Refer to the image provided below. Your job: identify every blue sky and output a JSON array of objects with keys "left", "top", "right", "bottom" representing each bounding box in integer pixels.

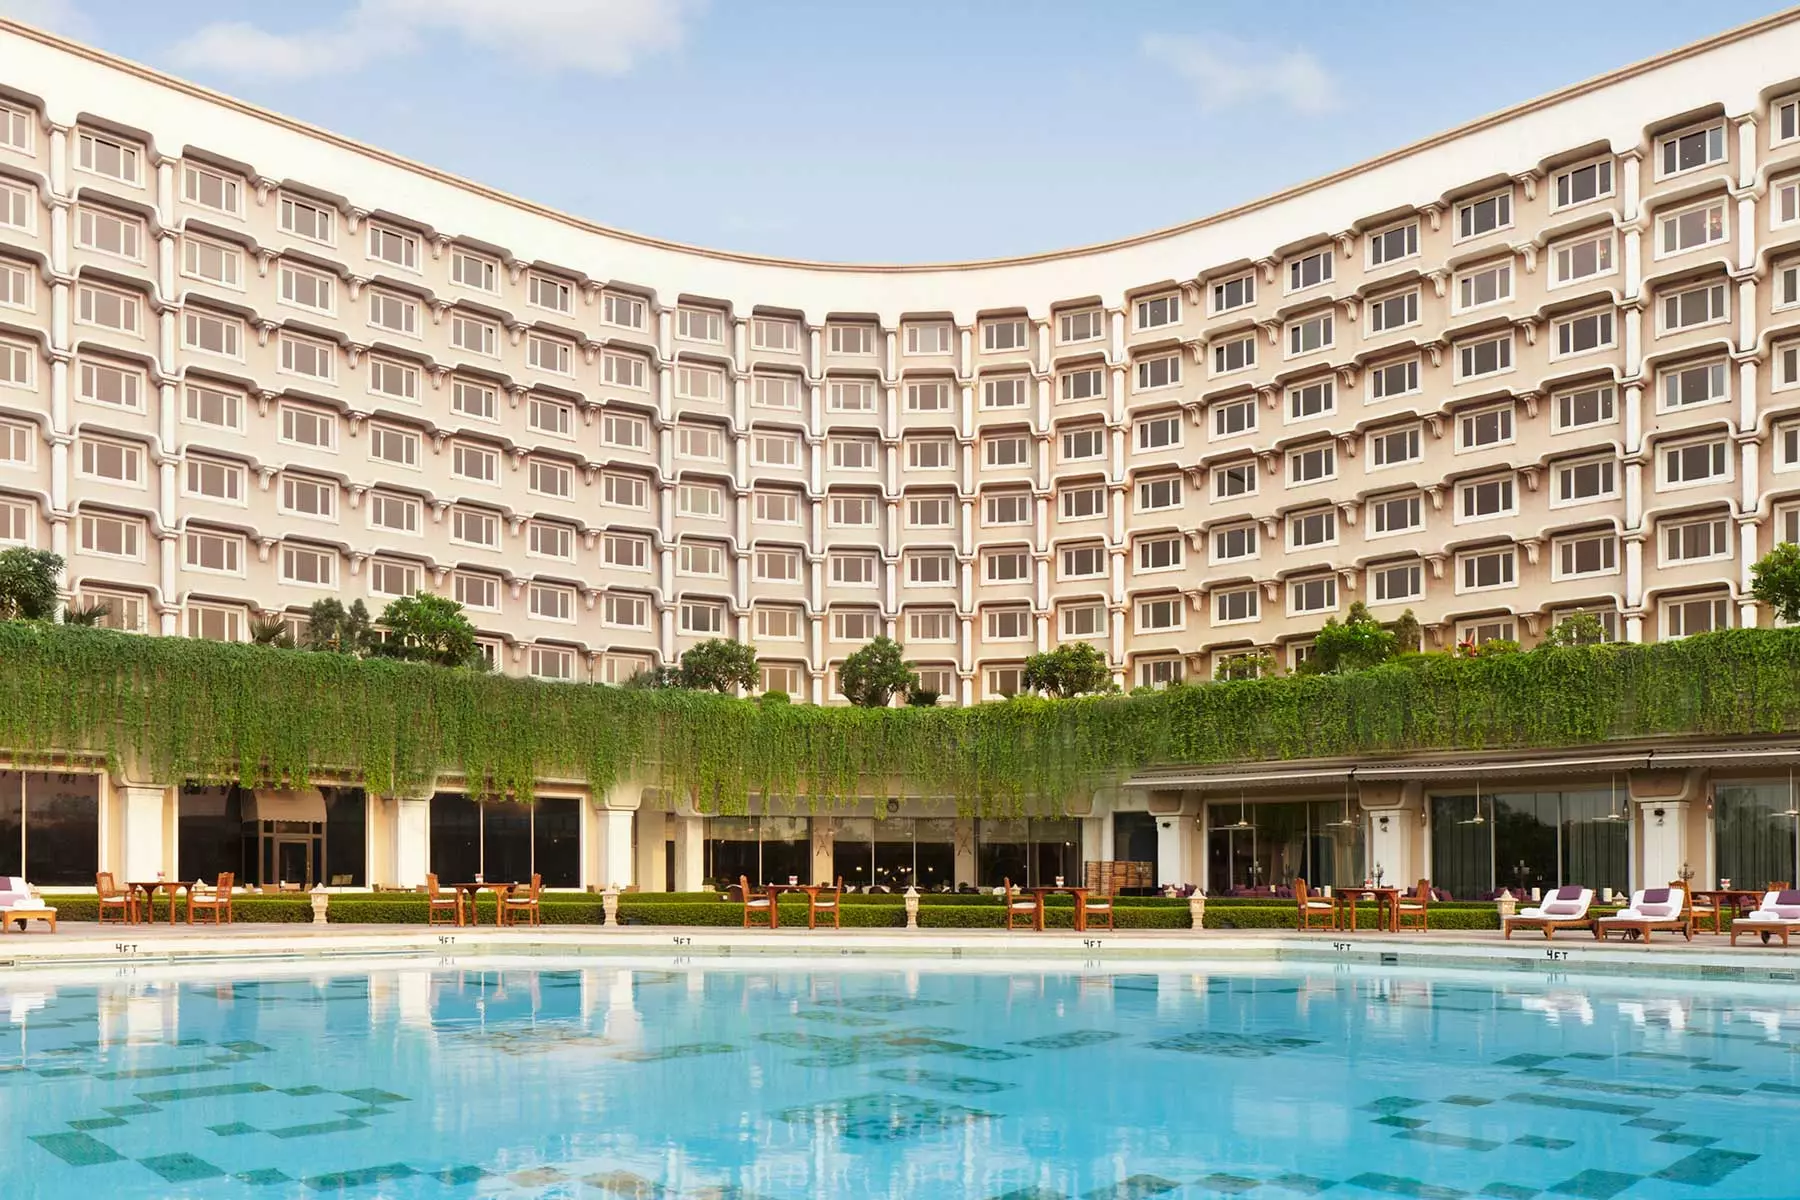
[{"left": 3, "top": 0, "right": 1791, "bottom": 262}]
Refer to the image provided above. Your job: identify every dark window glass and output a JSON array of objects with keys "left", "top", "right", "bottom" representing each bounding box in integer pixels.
[
  {"left": 429, "top": 792, "right": 480, "bottom": 883},
  {"left": 178, "top": 785, "right": 244, "bottom": 886},
  {"left": 0, "top": 772, "right": 20, "bottom": 878},
  {"left": 1716, "top": 781, "right": 1800, "bottom": 890},
  {"left": 532, "top": 797, "right": 580, "bottom": 888},
  {"left": 323, "top": 787, "right": 366, "bottom": 887},
  {"left": 483, "top": 803, "right": 532, "bottom": 885}
]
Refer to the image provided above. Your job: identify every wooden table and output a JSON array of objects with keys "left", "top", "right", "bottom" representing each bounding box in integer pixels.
[
  {"left": 0, "top": 907, "right": 56, "bottom": 933},
  {"left": 765, "top": 884, "right": 819, "bottom": 930},
  {"left": 126, "top": 880, "right": 194, "bottom": 926},
  {"left": 1029, "top": 886, "right": 1091, "bottom": 932},
  {"left": 1334, "top": 886, "right": 1401, "bottom": 932},
  {"left": 1689, "top": 889, "right": 1766, "bottom": 934},
  {"left": 449, "top": 882, "right": 514, "bottom": 927}
]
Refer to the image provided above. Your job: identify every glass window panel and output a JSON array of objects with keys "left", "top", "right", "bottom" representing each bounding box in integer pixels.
[
  {"left": 322, "top": 787, "right": 366, "bottom": 887},
  {"left": 532, "top": 797, "right": 580, "bottom": 888},
  {"left": 1716, "top": 781, "right": 1800, "bottom": 890},
  {"left": 428, "top": 792, "right": 481, "bottom": 884},
  {"left": 177, "top": 785, "right": 244, "bottom": 887}
]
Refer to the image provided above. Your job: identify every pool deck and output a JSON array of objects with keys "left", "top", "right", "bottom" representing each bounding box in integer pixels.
[{"left": 2, "top": 922, "right": 1797, "bottom": 983}]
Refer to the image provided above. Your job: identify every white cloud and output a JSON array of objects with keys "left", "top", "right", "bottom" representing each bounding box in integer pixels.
[
  {"left": 0, "top": 0, "right": 92, "bottom": 39},
  {"left": 1141, "top": 31, "right": 1338, "bottom": 115},
  {"left": 169, "top": 0, "right": 702, "bottom": 82}
]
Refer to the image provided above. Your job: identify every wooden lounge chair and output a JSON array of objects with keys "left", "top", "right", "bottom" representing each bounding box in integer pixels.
[
  {"left": 808, "top": 878, "right": 842, "bottom": 929},
  {"left": 1503, "top": 886, "right": 1595, "bottom": 939},
  {"left": 188, "top": 872, "right": 234, "bottom": 924},
  {"left": 1397, "top": 880, "right": 1431, "bottom": 932},
  {"left": 1595, "top": 885, "right": 1692, "bottom": 942},
  {"left": 1295, "top": 878, "right": 1337, "bottom": 931},
  {"left": 426, "top": 873, "right": 462, "bottom": 926},
  {"left": 502, "top": 874, "right": 543, "bottom": 927},
  {"left": 1083, "top": 890, "right": 1115, "bottom": 931},
  {"left": 1731, "top": 889, "right": 1800, "bottom": 946},
  {"left": 1002, "top": 878, "right": 1040, "bottom": 930},
  {"left": 740, "top": 875, "right": 774, "bottom": 928},
  {"left": 0, "top": 877, "right": 55, "bottom": 933},
  {"left": 96, "top": 871, "right": 137, "bottom": 925}
]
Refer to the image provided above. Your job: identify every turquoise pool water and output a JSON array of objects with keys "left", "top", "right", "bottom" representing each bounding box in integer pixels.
[{"left": 1, "top": 958, "right": 1796, "bottom": 1199}]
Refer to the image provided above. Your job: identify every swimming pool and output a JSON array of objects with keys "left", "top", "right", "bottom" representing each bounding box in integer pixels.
[{"left": 1, "top": 957, "right": 1795, "bottom": 1199}]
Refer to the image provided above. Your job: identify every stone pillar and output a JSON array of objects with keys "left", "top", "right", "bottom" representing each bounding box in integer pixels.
[
  {"left": 391, "top": 795, "right": 430, "bottom": 888},
  {"left": 1631, "top": 768, "right": 1703, "bottom": 893},
  {"left": 117, "top": 782, "right": 170, "bottom": 881},
  {"left": 810, "top": 816, "right": 834, "bottom": 885},
  {"left": 596, "top": 808, "right": 635, "bottom": 889},
  {"left": 671, "top": 813, "right": 706, "bottom": 891},
  {"left": 1080, "top": 816, "right": 1105, "bottom": 881},
  {"left": 634, "top": 808, "right": 667, "bottom": 893},
  {"left": 1154, "top": 815, "right": 1188, "bottom": 888},
  {"left": 953, "top": 817, "right": 977, "bottom": 888}
]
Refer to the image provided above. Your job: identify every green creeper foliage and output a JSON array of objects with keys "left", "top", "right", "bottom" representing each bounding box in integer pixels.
[
  {"left": 837, "top": 636, "right": 915, "bottom": 708},
  {"left": 1751, "top": 541, "right": 1800, "bottom": 624},
  {"left": 1023, "top": 642, "right": 1113, "bottom": 698},
  {"left": 0, "top": 548, "right": 61, "bottom": 621},
  {"left": 679, "top": 638, "right": 760, "bottom": 693}
]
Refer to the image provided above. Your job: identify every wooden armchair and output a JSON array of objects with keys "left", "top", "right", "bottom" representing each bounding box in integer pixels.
[
  {"left": 808, "top": 878, "right": 842, "bottom": 929},
  {"left": 96, "top": 872, "right": 137, "bottom": 925},
  {"left": 1397, "top": 879, "right": 1431, "bottom": 932},
  {"left": 502, "top": 874, "right": 543, "bottom": 927},
  {"left": 1002, "top": 878, "right": 1040, "bottom": 930},
  {"left": 1295, "top": 879, "right": 1338, "bottom": 931},
  {"left": 189, "top": 873, "right": 234, "bottom": 925},
  {"left": 740, "top": 875, "right": 774, "bottom": 928},
  {"left": 1083, "top": 891, "right": 1115, "bottom": 931},
  {"left": 426, "top": 873, "right": 462, "bottom": 926}
]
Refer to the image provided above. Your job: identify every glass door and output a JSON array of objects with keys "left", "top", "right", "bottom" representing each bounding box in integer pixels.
[{"left": 274, "top": 838, "right": 312, "bottom": 887}]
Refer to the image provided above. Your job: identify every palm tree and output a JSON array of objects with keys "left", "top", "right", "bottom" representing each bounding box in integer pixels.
[
  {"left": 249, "top": 615, "right": 294, "bottom": 648},
  {"left": 60, "top": 601, "right": 111, "bottom": 627}
]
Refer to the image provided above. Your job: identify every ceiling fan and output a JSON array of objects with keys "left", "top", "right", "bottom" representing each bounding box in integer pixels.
[
  {"left": 1325, "top": 778, "right": 1357, "bottom": 828},
  {"left": 1780, "top": 768, "right": 1799, "bottom": 819},
  {"left": 1460, "top": 779, "right": 1488, "bottom": 826},
  {"left": 1590, "top": 774, "right": 1629, "bottom": 823},
  {"left": 1228, "top": 794, "right": 1255, "bottom": 830}
]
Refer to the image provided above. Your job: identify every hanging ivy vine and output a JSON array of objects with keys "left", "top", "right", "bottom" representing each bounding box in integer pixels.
[{"left": 3, "top": 623, "right": 1800, "bottom": 812}]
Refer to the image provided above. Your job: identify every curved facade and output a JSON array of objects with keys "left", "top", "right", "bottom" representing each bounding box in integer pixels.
[{"left": 4, "top": 16, "right": 1800, "bottom": 704}]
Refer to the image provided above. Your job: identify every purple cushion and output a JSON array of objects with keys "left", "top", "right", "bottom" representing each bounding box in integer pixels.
[
  {"left": 1641, "top": 888, "right": 1671, "bottom": 904},
  {"left": 1554, "top": 885, "right": 1584, "bottom": 901},
  {"left": 1776, "top": 890, "right": 1800, "bottom": 907}
]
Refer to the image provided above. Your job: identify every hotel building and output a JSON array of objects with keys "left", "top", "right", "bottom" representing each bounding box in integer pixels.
[{"left": 4, "top": 15, "right": 1800, "bottom": 902}]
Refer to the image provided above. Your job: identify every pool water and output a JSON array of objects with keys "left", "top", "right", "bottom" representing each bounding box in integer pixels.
[{"left": 1, "top": 958, "right": 1796, "bottom": 1199}]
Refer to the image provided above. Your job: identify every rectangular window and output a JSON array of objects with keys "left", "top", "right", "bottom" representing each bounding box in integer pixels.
[
  {"left": 1554, "top": 457, "right": 1616, "bottom": 503},
  {"left": 1368, "top": 290, "right": 1418, "bottom": 333},
  {"left": 753, "top": 431, "right": 801, "bottom": 467},
  {"left": 368, "top": 560, "right": 419, "bottom": 598},
  {"left": 1212, "top": 523, "right": 1257, "bottom": 562},
  {"left": 1368, "top": 221, "right": 1418, "bottom": 266},
  {"left": 906, "top": 380, "right": 952, "bottom": 411},
  {"left": 180, "top": 311, "right": 239, "bottom": 359},
  {"left": 753, "top": 547, "right": 800, "bottom": 583},
  {"left": 0, "top": 104, "right": 30, "bottom": 153},
  {"left": 1288, "top": 380, "right": 1335, "bottom": 421},
  {"left": 182, "top": 529, "right": 242, "bottom": 576},
  {"left": 1059, "top": 485, "right": 1104, "bottom": 519},
  {"left": 1287, "top": 313, "right": 1333, "bottom": 356},
  {"left": 905, "top": 614, "right": 956, "bottom": 648},
  {"left": 1213, "top": 461, "right": 1257, "bottom": 499},
  {"left": 1288, "top": 444, "right": 1336, "bottom": 485},
  {"left": 1457, "top": 335, "right": 1513, "bottom": 380},
  {"left": 525, "top": 334, "right": 572, "bottom": 375},
  {"left": 1059, "top": 367, "right": 1105, "bottom": 402},
  {"left": 834, "top": 609, "right": 881, "bottom": 641},
  {"left": 603, "top": 594, "right": 650, "bottom": 629},
  {"left": 983, "top": 318, "right": 1028, "bottom": 351},
  {"left": 603, "top": 352, "right": 648, "bottom": 389},
  {"left": 527, "top": 583, "right": 575, "bottom": 623},
  {"left": 278, "top": 195, "right": 333, "bottom": 242},
  {"left": 78, "top": 513, "right": 141, "bottom": 559},
  {"left": 448, "top": 379, "right": 496, "bottom": 421},
  {"left": 1058, "top": 309, "right": 1104, "bottom": 343},
  {"left": 179, "top": 237, "right": 241, "bottom": 287},
  {"left": 1456, "top": 191, "right": 1512, "bottom": 239},
  {"left": 367, "top": 491, "right": 420, "bottom": 534},
  {"left": 1459, "top": 476, "right": 1516, "bottom": 519},
  {"left": 1136, "top": 536, "right": 1182, "bottom": 571},
  {"left": 368, "top": 290, "right": 419, "bottom": 336},
  {"left": 1135, "top": 294, "right": 1181, "bottom": 330},
  {"left": 830, "top": 437, "right": 876, "bottom": 470},
  {"left": 77, "top": 437, "right": 142, "bottom": 485},
  {"left": 908, "top": 496, "right": 952, "bottom": 527},
  {"left": 78, "top": 284, "right": 139, "bottom": 334},
  {"left": 1556, "top": 533, "right": 1618, "bottom": 579},
  {"left": 280, "top": 334, "right": 334, "bottom": 380},
  {"left": 450, "top": 440, "right": 497, "bottom": 483},
  {"left": 364, "top": 424, "right": 418, "bottom": 469},
  {"left": 0, "top": 181, "right": 31, "bottom": 231},
  {"left": 755, "top": 489, "right": 800, "bottom": 523},
  {"left": 449, "top": 249, "right": 497, "bottom": 293},
  {"left": 279, "top": 263, "right": 334, "bottom": 313},
  {"left": 1212, "top": 273, "right": 1255, "bottom": 313},
  {"left": 829, "top": 379, "right": 877, "bottom": 412},
  {"left": 983, "top": 376, "right": 1028, "bottom": 409},
  {"left": 1555, "top": 385, "right": 1616, "bottom": 431},
  {"left": 0, "top": 341, "right": 28, "bottom": 388},
  {"left": 284, "top": 546, "right": 337, "bottom": 588},
  {"left": 1661, "top": 361, "right": 1727, "bottom": 409},
  {"left": 1062, "top": 426, "right": 1106, "bottom": 461},
  {"left": 832, "top": 553, "right": 878, "bottom": 586},
  {"left": 1554, "top": 310, "right": 1614, "bottom": 357},
  {"left": 1659, "top": 124, "right": 1726, "bottom": 176},
  {"left": 600, "top": 291, "right": 645, "bottom": 329},
  {"left": 985, "top": 550, "right": 1030, "bottom": 583},
  {"left": 280, "top": 474, "right": 337, "bottom": 519},
  {"left": 677, "top": 307, "right": 724, "bottom": 343},
  {"left": 906, "top": 324, "right": 953, "bottom": 354},
  {"left": 183, "top": 456, "right": 243, "bottom": 502},
  {"left": 984, "top": 609, "right": 1031, "bottom": 641},
  {"left": 753, "top": 373, "right": 801, "bottom": 410},
  {"left": 530, "top": 274, "right": 574, "bottom": 315},
  {"left": 829, "top": 494, "right": 875, "bottom": 526},
  {"left": 529, "top": 458, "right": 574, "bottom": 499},
  {"left": 528, "top": 521, "right": 576, "bottom": 560},
  {"left": 1659, "top": 201, "right": 1726, "bottom": 256},
  {"left": 76, "top": 207, "right": 141, "bottom": 259},
  {"left": 450, "top": 313, "right": 498, "bottom": 357},
  {"left": 676, "top": 365, "right": 723, "bottom": 400},
  {"left": 907, "top": 438, "right": 953, "bottom": 470},
  {"left": 752, "top": 317, "right": 799, "bottom": 352},
  {"left": 601, "top": 411, "right": 648, "bottom": 449},
  {"left": 78, "top": 359, "right": 142, "bottom": 411},
  {"left": 1136, "top": 414, "right": 1181, "bottom": 450},
  {"left": 1060, "top": 544, "right": 1106, "bottom": 578},
  {"left": 1370, "top": 492, "right": 1423, "bottom": 536},
  {"left": 1660, "top": 282, "right": 1727, "bottom": 332},
  {"left": 1460, "top": 548, "right": 1516, "bottom": 591},
  {"left": 1138, "top": 597, "right": 1183, "bottom": 631},
  {"left": 1139, "top": 659, "right": 1183, "bottom": 689},
  {"left": 1553, "top": 158, "right": 1613, "bottom": 209},
  {"left": 1135, "top": 354, "right": 1181, "bottom": 390},
  {"left": 983, "top": 492, "right": 1031, "bottom": 524},
  {"left": 1663, "top": 594, "right": 1729, "bottom": 638},
  {"left": 1372, "top": 562, "right": 1423, "bottom": 604},
  {"left": 0, "top": 418, "right": 29, "bottom": 464},
  {"left": 1457, "top": 262, "right": 1512, "bottom": 310},
  {"left": 1369, "top": 425, "right": 1421, "bottom": 468},
  {"left": 451, "top": 507, "right": 499, "bottom": 549},
  {"left": 1290, "top": 576, "right": 1338, "bottom": 614},
  {"left": 1289, "top": 508, "right": 1337, "bottom": 548},
  {"left": 677, "top": 423, "right": 724, "bottom": 460},
  {"left": 603, "top": 533, "right": 650, "bottom": 571},
  {"left": 525, "top": 397, "right": 573, "bottom": 439},
  {"left": 184, "top": 384, "right": 243, "bottom": 431},
  {"left": 76, "top": 131, "right": 140, "bottom": 183},
  {"left": 451, "top": 572, "right": 498, "bottom": 611},
  {"left": 367, "top": 226, "right": 418, "bottom": 269},
  {"left": 187, "top": 605, "right": 245, "bottom": 642},
  {"left": 1060, "top": 604, "right": 1105, "bottom": 638},
  {"left": 1553, "top": 234, "right": 1614, "bottom": 285},
  {"left": 1212, "top": 332, "right": 1256, "bottom": 375},
  {"left": 1662, "top": 439, "right": 1728, "bottom": 485},
  {"left": 757, "top": 606, "right": 803, "bottom": 639},
  {"left": 280, "top": 403, "right": 336, "bottom": 450},
  {"left": 1370, "top": 358, "right": 1419, "bottom": 400},
  {"left": 985, "top": 434, "right": 1030, "bottom": 468},
  {"left": 1288, "top": 249, "right": 1333, "bottom": 291},
  {"left": 1664, "top": 517, "right": 1729, "bottom": 563},
  {"left": 829, "top": 324, "right": 877, "bottom": 355},
  {"left": 1137, "top": 475, "right": 1182, "bottom": 510}
]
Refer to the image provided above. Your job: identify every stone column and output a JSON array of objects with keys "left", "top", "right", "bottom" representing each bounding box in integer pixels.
[
  {"left": 634, "top": 809, "right": 667, "bottom": 893},
  {"left": 390, "top": 794, "right": 431, "bottom": 888},
  {"left": 953, "top": 817, "right": 977, "bottom": 888},
  {"left": 810, "top": 816, "right": 834, "bottom": 885},
  {"left": 671, "top": 813, "right": 707, "bottom": 891},
  {"left": 116, "top": 781, "right": 171, "bottom": 881},
  {"left": 1154, "top": 815, "right": 1188, "bottom": 888},
  {"left": 596, "top": 808, "right": 635, "bottom": 889}
]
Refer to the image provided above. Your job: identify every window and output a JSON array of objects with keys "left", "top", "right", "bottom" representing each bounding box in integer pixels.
[
  {"left": 1136, "top": 353, "right": 1180, "bottom": 390},
  {"left": 525, "top": 334, "right": 571, "bottom": 376},
  {"left": 1659, "top": 124, "right": 1726, "bottom": 177},
  {"left": 528, "top": 458, "right": 574, "bottom": 499},
  {"left": 1372, "top": 562, "right": 1423, "bottom": 604},
  {"left": 756, "top": 606, "right": 802, "bottom": 639},
  {"left": 1456, "top": 191, "right": 1512, "bottom": 239},
  {"left": 280, "top": 404, "right": 336, "bottom": 450},
  {"left": 907, "top": 438, "right": 953, "bottom": 470},
  {"left": 526, "top": 396, "right": 573, "bottom": 439},
  {"left": 280, "top": 474, "right": 336, "bottom": 519},
  {"left": 1061, "top": 544, "right": 1106, "bottom": 578},
  {"left": 677, "top": 422, "right": 724, "bottom": 461},
  {"left": 366, "top": 225, "right": 418, "bottom": 269},
  {"left": 0, "top": 340, "right": 28, "bottom": 388},
  {"left": 1060, "top": 367, "right": 1105, "bottom": 403},
  {"left": 908, "top": 551, "right": 954, "bottom": 585},
  {"left": 78, "top": 513, "right": 141, "bottom": 559},
  {"left": 0, "top": 418, "right": 28, "bottom": 464},
  {"left": 985, "top": 550, "right": 1030, "bottom": 583},
  {"left": 1212, "top": 273, "right": 1255, "bottom": 313},
  {"left": 1062, "top": 426, "right": 1106, "bottom": 461},
  {"left": 1289, "top": 508, "right": 1336, "bottom": 548},
  {"left": 1287, "top": 313, "right": 1333, "bottom": 356},
  {"left": 604, "top": 593, "right": 650, "bottom": 629},
  {"left": 908, "top": 495, "right": 952, "bottom": 527},
  {"left": 1137, "top": 475, "right": 1182, "bottom": 511},
  {"left": 1777, "top": 177, "right": 1800, "bottom": 228},
  {"left": 449, "top": 249, "right": 497, "bottom": 293},
  {"left": 1135, "top": 294, "right": 1181, "bottom": 330},
  {"left": 1457, "top": 335, "right": 1513, "bottom": 381},
  {"left": 1136, "top": 414, "right": 1181, "bottom": 451},
  {"left": 80, "top": 588, "right": 145, "bottom": 632},
  {"left": 1554, "top": 310, "right": 1615, "bottom": 357},
  {"left": 367, "top": 491, "right": 420, "bottom": 534},
  {"left": 830, "top": 437, "right": 876, "bottom": 470},
  {"left": 1288, "top": 248, "right": 1333, "bottom": 291},
  {"left": 1290, "top": 576, "right": 1338, "bottom": 614},
  {"left": 530, "top": 275, "right": 574, "bottom": 315},
  {"left": 603, "top": 351, "right": 648, "bottom": 389},
  {"left": 76, "top": 130, "right": 140, "bottom": 183},
  {"left": 367, "top": 560, "right": 419, "bottom": 598},
  {"left": 0, "top": 181, "right": 30, "bottom": 232},
  {"left": 751, "top": 373, "right": 800, "bottom": 411},
  {"left": 1456, "top": 262, "right": 1512, "bottom": 310},
  {"left": 78, "top": 359, "right": 142, "bottom": 411},
  {"left": 451, "top": 379, "right": 498, "bottom": 422},
  {"left": 450, "top": 440, "right": 497, "bottom": 483},
  {"left": 451, "top": 507, "right": 499, "bottom": 548},
  {"left": 1459, "top": 547, "right": 1516, "bottom": 592},
  {"left": 1136, "top": 535, "right": 1182, "bottom": 572},
  {"left": 906, "top": 380, "right": 953, "bottom": 411},
  {"left": 1554, "top": 457, "right": 1616, "bottom": 504},
  {"left": 1058, "top": 309, "right": 1104, "bottom": 343},
  {"left": 1662, "top": 439, "right": 1728, "bottom": 486},
  {"left": 1139, "top": 659, "right": 1183, "bottom": 689},
  {"left": 179, "top": 311, "right": 238, "bottom": 359},
  {"left": 985, "top": 434, "right": 1030, "bottom": 468},
  {"left": 985, "top": 609, "right": 1031, "bottom": 641},
  {"left": 834, "top": 609, "right": 881, "bottom": 640},
  {"left": 829, "top": 324, "right": 877, "bottom": 355},
  {"left": 1458, "top": 619, "right": 1516, "bottom": 647},
  {"left": 753, "top": 432, "right": 801, "bottom": 468},
  {"left": 983, "top": 376, "right": 1028, "bottom": 409},
  {"left": 363, "top": 290, "right": 418, "bottom": 337},
  {"left": 1138, "top": 597, "right": 1183, "bottom": 631},
  {"left": 178, "top": 238, "right": 239, "bottom": 290},
  {"left": 983, "top": 318, "right": 1027, "bottom": 352},
  {"left": 1369, "top": 492, "right": 1423, "bottom": 536},
  {"left": 451, "top": 571, "right": 497, "bottom": 611},
  {"left": 752, "top": 317, "right": 798, "bottom": 352},
  {"left": 1659, "top": 201, "right": 1726, "bottom": 256},
  {"left": 1214, "top": 587, "right": 1259, "bottom": 625},
  {"left": 679, "top": 482, "right": 725, "bottom": 518},
  {"left": 906, "top": 324, "right": 953, "bottom": 354},
  {"left": 278, "top": 195, "right": 333, "bottom": 242},
  {"left": 450, "top": 313, "right": 498, "bottom": 357},
  {"left": 676, "top": 364, "right": 723, "bottom": 401},
  {"left": 183, "top": 456, "right": 243, "bottom": 503},
  {"left": 829, "top": 379, "right": 877, "bottom": 412},
  {"left": 1459, "top": 475, "right": 1516, "bottom": 519},
  {"left": 1212, "top": 523, "right": 1257, "bottom": 562},
  {"left": 1661, "top": 282, "right": 1726, "bottom": 332},
  {"left": 600, "top": 291, "right": 645, "bottom": 329},
  {"left": 1368, "top": 290, "right": 1418, "bottom": 333},
  {"left": 0, "top": 104, "right": 29, "bottom": 153},
  {"left": 832, "top": 553, "right": 878, "bottom": 586},
  {"left": 1288, "top": 443, "right": 1335, "bottom": 485},
  {"left": 829, "top": 494, "right": 875, "bottom": 526},
  {"left": 1368, "top": 221, "right": 1418, "bottom": 266},
  {"left": 1288, "top": 380, "right": 1335, "bottom": 421},
  {"left": 1555, "top": 533, "right": 1617, "bottom": 579},
  {"left": 1369, "top": 425, "right": 1421, "bottom": 468},
  {"left": 184, "top": 529, "right": 242, "bottom": 575},
  {"left": 1555, "top": 384, "right": 1616, "bottom": 431},
  {"left": 279, "top": 263, "right": 334, "bottom": 313},
  {"left": 187, "top": 605, "right": 245, "bottom": 642},
  {"left": 602, "top": 411, "right": 648, "bottom": 449},
  {"left": 280, "top": 333, "right": 334, "bottom": 381},
  {"left": 1664, "top": 516, "right": 1729, "bottom": 563},
  {"left": 1661, "top": 361, "right": 1727, "bottom": 409},
  {"left": 1553, "top": 233, "right": 1614, "bottom": 285},
  {"left": 184, "top": 384, "right": 243, "bottom": 431},
  {"left": 756, "top": 547, "right": 802, "bottom": 582},
  {"left": 983, "top": 491, "right": 1031, "bottom": 524},
  {"left": 1663, "top": 594, "right": 1729, "bottom": 638},
  {"left": 78, "top": 283, "right": 139, "bottom": 334},
  {"left": 1213, "top": 460, "right": 1257, "bottom": 500},
  {"left": 1553, "top": 158, "right": 1613, "bottom": 209},
  {"left": 679, "top": 541, "right": 727, "bottom": 577},
  {"left": 1060, "top": 603, "right": 1105, "bottom": 638},
  {"left": 525, "top": 583, "right": 574, "bottom": 624},
  {"left": 76, "top": 206, "right": 141, "bottom": 259},
  {"left": 675, "top": 307, "right": 726, "bottom": 344},
  {"left": 1370, "top": 358, "right": 1419, "bottom": 401},
  {"left": 604, "top": 533, "right": 650, "bottom": 571},
  {"left": 1212, "top": 332, "right": 1256, "bottom": 375},
  {"left": 528, "top": 521, "right": 575, "bottom": 560},
  {"left": 756, "top": 489, "right": 800, "bottom": 523},
  {"left": 78, "top": 437, "right": 142, "bottom": 485}
]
